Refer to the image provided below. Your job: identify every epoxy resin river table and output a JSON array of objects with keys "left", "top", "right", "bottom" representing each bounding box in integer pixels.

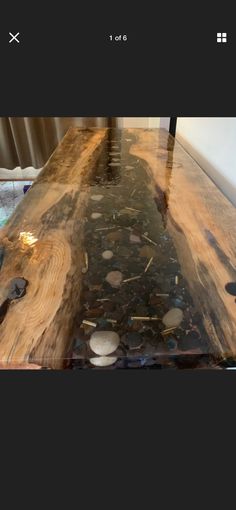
[{"left": 0, "top": 128, "right": 236, "bottom": 369}]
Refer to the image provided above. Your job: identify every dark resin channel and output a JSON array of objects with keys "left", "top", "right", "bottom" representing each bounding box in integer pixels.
[{"left": 71, "top": 129, "right": 212, "bottom": 369}]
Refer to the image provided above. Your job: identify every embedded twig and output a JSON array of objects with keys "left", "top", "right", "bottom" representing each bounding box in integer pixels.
[
  {"left": 123, "top": 275, "right": 142, "bottom": 283},
  {"left": 161, "top": 326, "right": 177, "bottom": 336},
  {"left": 131, "top": 316, "right": 161, "bottom": 321},
  {"left": 81, "top": 252, "right": 88, "bottom": 273},
  {"left": 82, "top": 320, "right": 97, "bottom": 327},
  {"left": 144, "top": 257, "right": 153, "bottom": 273},
  {"left": 95, "top": 227, "right": 118, "bottom": 231},
  {"left": 141, "top": 234, "right": 157, "bottom": 246},
  {"left": 125, "top": 207, "right": 141, "bottom": 213}
]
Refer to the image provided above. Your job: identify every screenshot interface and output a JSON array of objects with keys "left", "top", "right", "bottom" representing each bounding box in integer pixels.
[{"left": 0, "top": 1, "right": 236, "bottom": 370}]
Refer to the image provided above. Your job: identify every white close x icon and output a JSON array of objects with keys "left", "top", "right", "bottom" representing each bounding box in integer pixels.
[{"left": 9, "top": 32, "right": 20, "bottom": 43}]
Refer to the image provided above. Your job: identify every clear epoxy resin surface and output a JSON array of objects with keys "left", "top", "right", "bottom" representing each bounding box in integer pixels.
[{"left": 72, "top": 130, "right": 211, "bottom": 369}]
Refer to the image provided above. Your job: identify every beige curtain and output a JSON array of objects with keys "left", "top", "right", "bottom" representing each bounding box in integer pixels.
[{"left": 0, "top": 117, "right": 116, "bottom": 169}]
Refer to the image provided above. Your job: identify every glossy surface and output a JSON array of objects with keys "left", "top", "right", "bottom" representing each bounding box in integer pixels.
[{"left": 0, "top": 128, "right": 236, "bottom": 369}]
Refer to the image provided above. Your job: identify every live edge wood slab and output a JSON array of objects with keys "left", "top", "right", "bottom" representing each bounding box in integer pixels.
[
  {"left": 0, "top": 128, "right": 107, "bottom": 369},
  {"left": 0, "top": 127, "right": 236, "bottom": 369}
]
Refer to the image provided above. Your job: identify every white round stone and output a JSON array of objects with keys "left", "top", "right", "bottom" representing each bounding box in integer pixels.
[
  {"left": 89, "top": 330, "right": 120, "bottom": 355},
  {"left": 90, "top": 356, "right": 118, "bottom": 367},
  {"left": 129, "top": 234, "right": 141, "bottom": 243},
  {"left": 91, "top": 194, "right": 103, "bottom": 201},
  {"left": 105, "top": 270, "right": 123, "bottom": 287},
  {"left": 162, "top": 308, "right": 183, "bottom": 328},
  {"left": 91, "top": 212, "right": 102, "bottom": 219},
  {"left": 102, "top": 250, "right": 114, "bottom": 260}
]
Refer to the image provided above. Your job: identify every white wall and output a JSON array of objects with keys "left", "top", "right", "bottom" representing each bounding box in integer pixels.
[
  {"left": 176, "top": 118, "right": 236, "bottom": 205},
  {"left": 117, "top": 117, "right": 160, "bottom": 128},
  {"left": 118, "top": 117, "right": 170, "bottom": 128},
  {"left": 160, "top": 117, "right": 170, "bottom": 129}
]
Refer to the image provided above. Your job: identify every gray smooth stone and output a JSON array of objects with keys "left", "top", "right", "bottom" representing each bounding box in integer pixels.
[
  {"left": 90, "top": 356, "right": 118, "bottom": 367},
  {"left": 89, "top": 330, "right": 120, "bottom": 355},
  {"left": 102, "top": 250, "right": 114, "bottom": 260},
  {"left": 105, "top": 270, "right": 123, "bottom": 288},
  {"left": 162, "top": 308, "right": 184, "bottom": 328}
]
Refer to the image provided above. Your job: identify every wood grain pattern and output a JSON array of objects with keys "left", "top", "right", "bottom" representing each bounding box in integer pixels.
[
  {"left": 128, "top": 128, "right": 236, "bottom": 359},
  {"left": 0, "top": 128, "right": 107, "bottom": 368}
]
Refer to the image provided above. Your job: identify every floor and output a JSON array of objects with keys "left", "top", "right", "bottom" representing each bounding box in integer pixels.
[{"left": 0, "top": 181, "right": 32, "bottom": 227}]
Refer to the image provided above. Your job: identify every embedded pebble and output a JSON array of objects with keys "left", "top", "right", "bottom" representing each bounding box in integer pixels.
[
  {"left": 118, "top": 246, "right": 131, "bottom": 257},
  {"left": 91, "top": 212, "right": 102, "bottom": 220},
  {"left": 125, "top": 332, "right": 143, "bottom": 350},
  {"left": 130, "top": 234, "right": 141, "bottom": 243},
  {"left": 166, "top": 337, "right": 178, "bottom": 351},
  {"left": 139, "top": 245, "right": 156, "bottom": 258},
  {"left": 90, "top": 356, "right": 118, "bottom": 367},
  {"left": 102, "top": 250, "right": 114, "bottom": 260},
  {"left": 118, "top": 215, "right": 136, "bottom": 227},
  {"left": 105, "top": 270, "right": 123, "bottom": 287},
  {"left": 91, "top": 194, "right": 103, "bottom": 201},
  {"left": 89, "top": 330, "right": 120, "bottom": 355},
  {"left": 125, "top": 165, "right": 134, "bottom": 170},
  {"left": 162, "top": 308, "right": 183, "bottom": 328},
  {"left": 172, "top": 297, "right": 185, "bottom": 308},
  {"left": 106, "top": 230, "right": 122, "bottom": 242}
]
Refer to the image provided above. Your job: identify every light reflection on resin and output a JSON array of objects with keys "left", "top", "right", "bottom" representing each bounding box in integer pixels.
[{"left": 19, "top": 231, "right": 38, "bottom": 247}]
